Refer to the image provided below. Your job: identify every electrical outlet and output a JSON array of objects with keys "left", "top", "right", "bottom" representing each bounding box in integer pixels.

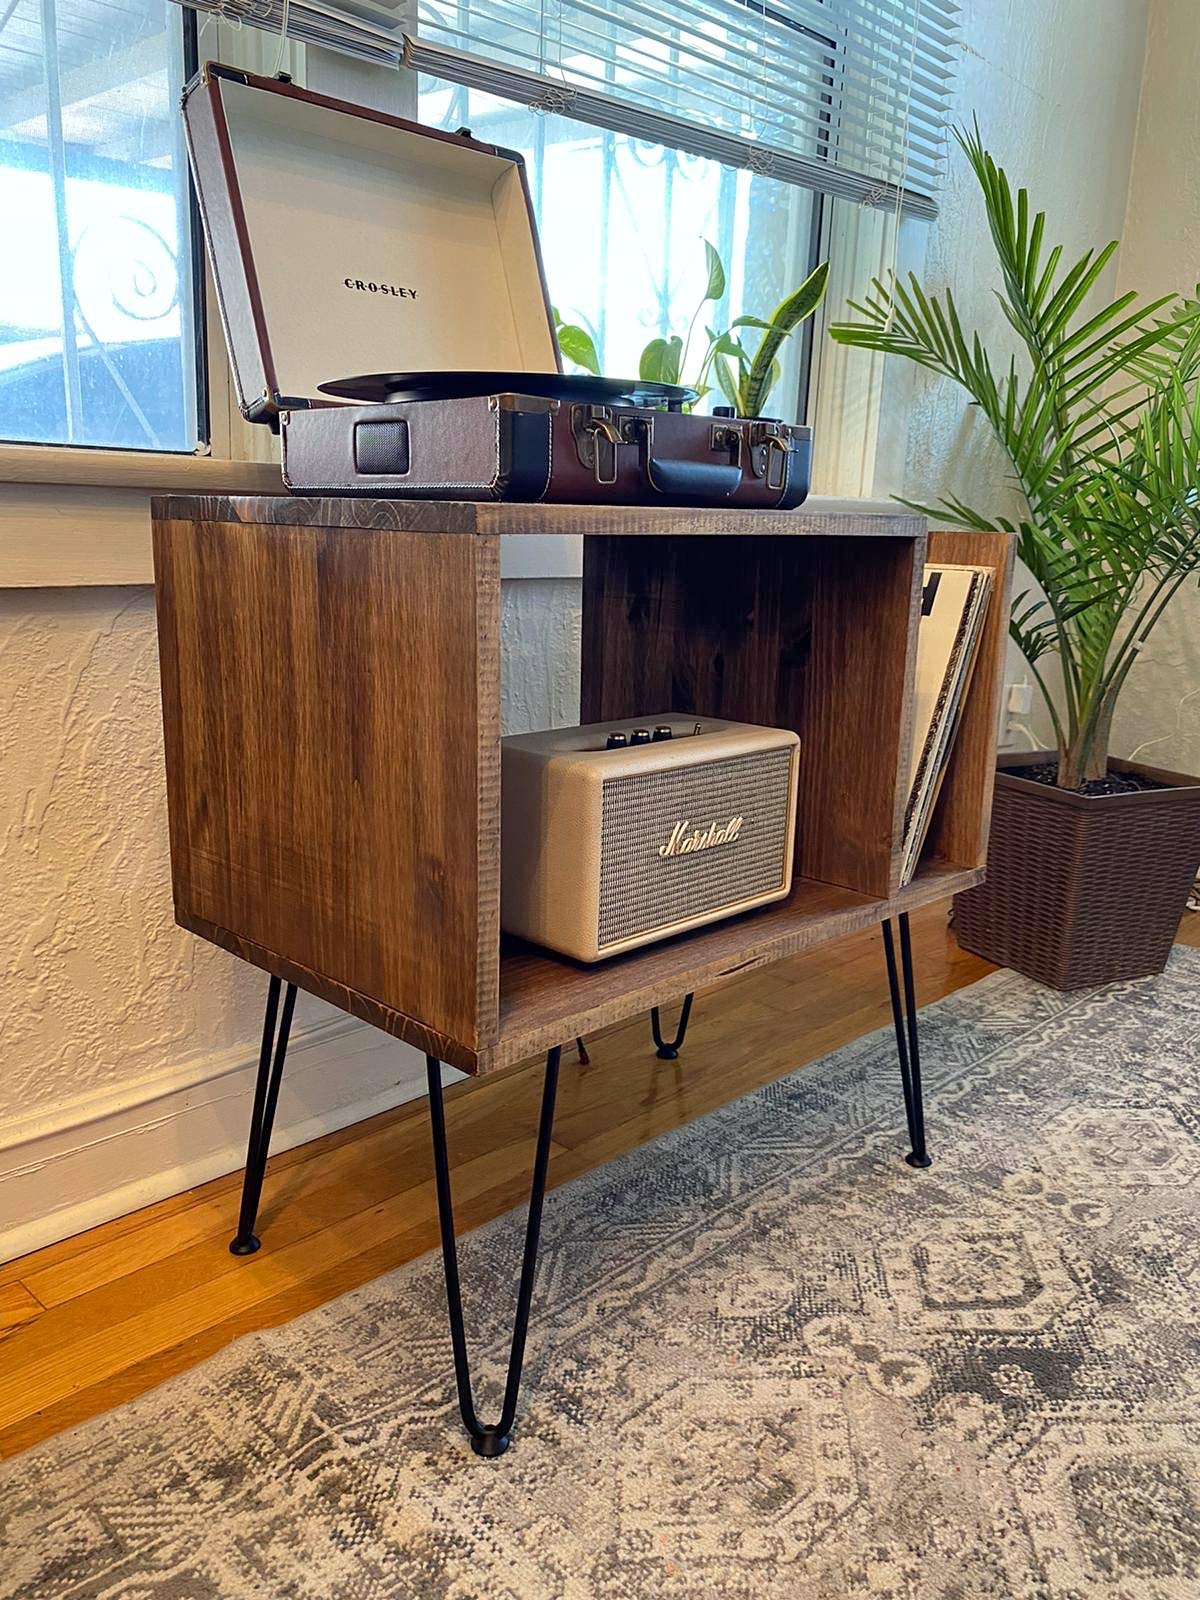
[{"left": 1000, "top": 680, "right": 1034, "bottom": 746}]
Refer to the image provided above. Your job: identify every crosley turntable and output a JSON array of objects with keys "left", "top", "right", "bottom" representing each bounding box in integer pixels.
[{"left": 181, "top": 65, "right": 812, "bottom": 507}]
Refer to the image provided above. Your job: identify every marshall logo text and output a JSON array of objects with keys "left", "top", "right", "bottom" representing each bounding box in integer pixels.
[
  {"left": 658, "top": 816, "right": 744, "bottom": 859},
  {"left": 343, "top": 278, "right": 418, "bottom": 299}
]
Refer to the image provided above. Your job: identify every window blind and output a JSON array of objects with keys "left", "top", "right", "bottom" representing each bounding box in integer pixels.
[
  {"left": 172, "top": 0, "right": 407, "bottom": 68},
  {"left": 173, "top": 0, "right": 956, "bottom": 217},
  {"left": 410, "top": 0, "right": 955, "bottom": 217}
]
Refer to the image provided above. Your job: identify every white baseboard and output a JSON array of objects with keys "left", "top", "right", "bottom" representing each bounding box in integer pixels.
[{"left": 0, "top": 1015, "right": 448, "bottom": 1266}]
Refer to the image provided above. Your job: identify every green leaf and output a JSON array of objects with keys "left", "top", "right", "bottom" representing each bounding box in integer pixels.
[
  {"left": 556, "top": 322, "right": 601, "bottom": 376},
  {"left": 712, "top": 354, "right": 741, "bottom": 411},
  {"left": 639, "top": 339, "right": 668, "bottom": 382},
  {"left": 707, "top": 331, "right": 751, "bottom": 372},
  {"left": 639, "top": 334, "right": 683, "bottom": 385},
  {"left": 834, "top": 123, "right": 1200, "bottom": 780},
  {"left": 704, "top": 239, "right": 726, "bottom": 302},
  {"left": 741, "top": 259, "right": 829, "bottom": 418}
]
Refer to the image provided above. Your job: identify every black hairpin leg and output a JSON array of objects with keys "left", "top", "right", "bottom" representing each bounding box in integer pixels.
[
  {"left": 881, "top": 913, "right": 931, "bottom": 1168},
  {"left": 230, "top": 975, "right": 298, "bottom": 1255},
  {"left": 426, "top": 1045, "right": 561, "bottom": 1457},
  {"left": 650, "top": 992, "right": 694, "bottom": 1060}
]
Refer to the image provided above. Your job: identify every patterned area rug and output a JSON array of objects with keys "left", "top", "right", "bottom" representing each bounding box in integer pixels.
[{"left": 4, "top": 951, "right": 1200, "bottom": 1599}]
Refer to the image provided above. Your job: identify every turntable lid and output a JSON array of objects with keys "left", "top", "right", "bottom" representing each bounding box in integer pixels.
[{"left": 182, "top": 64, "right": 559, "bottom": 423}]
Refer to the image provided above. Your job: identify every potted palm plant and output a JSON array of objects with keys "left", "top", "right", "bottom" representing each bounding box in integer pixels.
[{"left": 831, "top": 125, "right": 1200, "bottom": 989}]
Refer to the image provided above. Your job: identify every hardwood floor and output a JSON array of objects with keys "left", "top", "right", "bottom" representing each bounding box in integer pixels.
[{"left": 1, "top": 904, "right": 1195, "bottom": 1461}]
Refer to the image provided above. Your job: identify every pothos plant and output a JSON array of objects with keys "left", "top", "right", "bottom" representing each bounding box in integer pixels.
[
  {"left": 555, "top": 241, "right": 829, "bottom": 419},
  {"left": 831, "top": 124, "right": 1200, "bottom": 790}
]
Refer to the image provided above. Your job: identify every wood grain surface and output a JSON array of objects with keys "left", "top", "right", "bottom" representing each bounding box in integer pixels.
[
  {"left": 152, "top": 495, "right": 924, "bottom": 539},
  {"left": 492, "top": 863, "right": 978, "bottom": 1071},
  {"left": 152, "top": 499, "right": 1009, "bottom": 1077},
  {"left": 796, "top": 536, "right": 923, "bottom": 897},
  {"left": 153, "top": 515, "right": 500, "bottom": 1063},
  {"left": 579, "top": 533, "right": 922, "bottom": 900}
]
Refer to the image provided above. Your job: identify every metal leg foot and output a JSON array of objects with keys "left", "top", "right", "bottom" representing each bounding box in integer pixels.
[
  {"left": 650, "top": 992, "right": 694, "bottom": 1060},
  {"left": 426, "top": 1046, "right": 562, "bottom": 1457},
  {"left": 229, "top": 976, "right": 297, "bottom": 1254},
  {"left": 882, "top": 914, "right": 931, "bottom": 1168}
]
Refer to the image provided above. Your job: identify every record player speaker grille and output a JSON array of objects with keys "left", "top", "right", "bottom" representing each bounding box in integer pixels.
[{"left": 597, "top": 749, "right": 795, "bottom": 949}]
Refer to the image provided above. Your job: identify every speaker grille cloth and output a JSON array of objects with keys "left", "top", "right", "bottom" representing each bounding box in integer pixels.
[{"left": 598, "top": 749, "right": 793, "bottom": 948}]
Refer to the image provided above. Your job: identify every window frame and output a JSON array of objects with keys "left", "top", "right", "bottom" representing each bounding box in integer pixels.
[
  {"left": 0, "top": 3, "right": 212, "bottom": 460},
  {"left": 182, "top": 10, "right": 210, "bottom": 452}
]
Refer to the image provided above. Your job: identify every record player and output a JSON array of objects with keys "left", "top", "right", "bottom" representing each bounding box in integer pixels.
[{"left": 181, "top": 65, "right": 812, "bottom": 507}]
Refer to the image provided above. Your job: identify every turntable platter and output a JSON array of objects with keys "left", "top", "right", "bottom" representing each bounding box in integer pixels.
[{"left": 318, "top": 370, "right": 698, "bottom": 408}]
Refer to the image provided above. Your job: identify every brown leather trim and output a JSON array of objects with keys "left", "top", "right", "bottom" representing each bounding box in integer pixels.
[
  {"left": 177, "top": 907, "right": 481, "bottom": 1073},
  {"left": 206, "top": 75, "right": 278, "bottom": 403},
  {"left": 280, "top": 401, "right": 811, "bottom": 504}
]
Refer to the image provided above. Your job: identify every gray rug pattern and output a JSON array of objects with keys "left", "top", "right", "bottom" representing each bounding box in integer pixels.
[{"left": 3, "top": 948, "right": 1200, "bottom": 1598}]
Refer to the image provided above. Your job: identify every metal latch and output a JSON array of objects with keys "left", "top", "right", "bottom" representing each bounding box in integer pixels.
[
  {"left": 710, "top": 421, "right": 743, "bottom": 468},
  {"left": 749, "top": 421, "right": 790, "bottom": 490},
  {"left": 572, "top": 403, "right": 635, "bottom": 485}
]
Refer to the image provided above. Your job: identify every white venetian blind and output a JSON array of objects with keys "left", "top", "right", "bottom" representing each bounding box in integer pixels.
[
  {"left": 173, "top": 0, "right": 956, "bottom": 216},
  {"left": 172, "top": 0, "right": 409, "bottom": 66},
  {"left": 409, "top": 0, "right": 956, "bottom": 216}
]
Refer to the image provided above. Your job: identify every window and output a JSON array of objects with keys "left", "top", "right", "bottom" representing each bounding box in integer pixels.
[
  {"left": 409, "top": 0, "right": 956, "bottom": 425},
  {"left": 419, "top": 79, "right": 822, "bottom": 422},
  {"left": 0, "top": 1, "right": 202, "bottom": 451}
]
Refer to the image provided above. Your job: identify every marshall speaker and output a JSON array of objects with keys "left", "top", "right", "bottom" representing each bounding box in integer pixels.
[{"left": 501, "top": 717, "right": 800, "bottom": 962}]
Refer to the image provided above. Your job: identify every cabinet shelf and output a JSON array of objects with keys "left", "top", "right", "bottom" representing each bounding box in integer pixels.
[
  {"left": 152, "top": 495, "right": 1014, "bottom": 1077},
  {"left": 494, "top": 862, "right": 980, "bottom": 1072}
]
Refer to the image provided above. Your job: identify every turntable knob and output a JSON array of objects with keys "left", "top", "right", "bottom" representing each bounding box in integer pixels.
[{"left": 712, "top": 405, "right": 735, "bottom": 418}]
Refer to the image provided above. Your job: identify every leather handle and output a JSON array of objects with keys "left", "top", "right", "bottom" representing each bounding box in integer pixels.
[{"left": 643, "top": 454, "right": 741, "bottom": 499}]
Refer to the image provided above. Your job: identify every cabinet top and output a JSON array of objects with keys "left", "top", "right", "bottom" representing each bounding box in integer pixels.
[{"left": 151, "top": 495, "right": 925, "bottom": 539}]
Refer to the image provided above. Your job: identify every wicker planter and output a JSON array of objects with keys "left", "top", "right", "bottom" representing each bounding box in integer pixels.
[{"left": 953, "top": 751, "right": 1200, "bottom": 990}]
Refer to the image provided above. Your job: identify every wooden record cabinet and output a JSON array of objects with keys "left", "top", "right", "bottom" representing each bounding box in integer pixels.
[{"left": 151, "top": 495, "right": 1013, "bottom": 1075}]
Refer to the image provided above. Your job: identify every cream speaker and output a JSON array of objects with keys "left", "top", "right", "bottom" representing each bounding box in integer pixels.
[{"left": 501, "top": 717, "right": 800, "bottom": 962}]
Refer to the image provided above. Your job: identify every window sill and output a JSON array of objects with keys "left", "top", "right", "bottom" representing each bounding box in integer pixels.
[
  {"left": 0, "top": 443, "right": 284, "bottom": 495},
  {"left": 0, "top": 446, "right": 285, "bottom": 588},
  {"left": 0, "top": 435, "right": 906, "bottom": 590}
]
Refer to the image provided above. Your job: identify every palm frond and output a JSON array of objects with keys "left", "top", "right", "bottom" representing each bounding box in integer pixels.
[{"left": 832, "top": 123, "right": 1200, "bottom": 786}]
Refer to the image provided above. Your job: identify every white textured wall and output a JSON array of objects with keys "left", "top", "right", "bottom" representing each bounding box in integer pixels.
[
  {"left": 500, "top": 578, "right": 582, "bottom": 734},
  {"left": 1110, "top": 0, "right": 1200, "bottom": 777},
  {"left": 893, "top": 0, "right": 1149, "bottom": 519},
  {"left": 862, "top": 0, "right": 1150, "bottom": 749},
  {"left": 0, "top": 588, "right": 268, "bottom": 1122}
]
